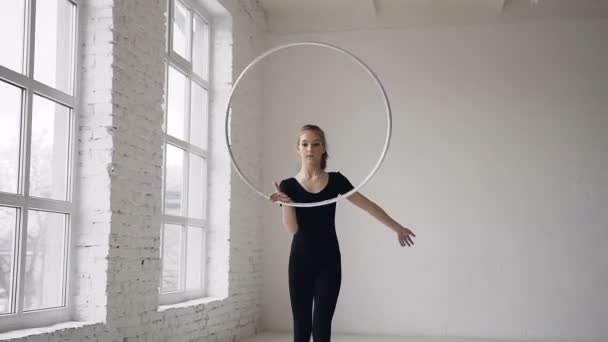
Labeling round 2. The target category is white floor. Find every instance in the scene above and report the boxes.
[240,332,536,342]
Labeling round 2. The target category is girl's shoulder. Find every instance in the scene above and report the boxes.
[278,177,297,191]
[328,171,346,178]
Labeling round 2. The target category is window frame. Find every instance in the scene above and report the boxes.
[0,0,80,332]
[160,0,212,305]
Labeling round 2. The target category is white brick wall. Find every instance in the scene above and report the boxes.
[0,0,266,341]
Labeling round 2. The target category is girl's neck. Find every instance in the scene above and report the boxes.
[298,165,325,179]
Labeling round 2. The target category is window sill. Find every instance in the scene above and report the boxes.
[158,296,224,312]
[0,321,101,340]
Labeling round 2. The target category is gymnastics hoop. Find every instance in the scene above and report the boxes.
[225,41,392,208]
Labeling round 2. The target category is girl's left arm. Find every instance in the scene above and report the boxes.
[346,192,416,247]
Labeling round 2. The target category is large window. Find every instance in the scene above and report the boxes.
[0,0,77,331]
[161,0,211,304]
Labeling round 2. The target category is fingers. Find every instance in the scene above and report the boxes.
[398,231,415,247]
[269,193,283,202]
[270,181,290,203]
[271,195,289,203]
[270,193,288,201]
[269,181,281,201]
[407,235,415,246]
[278,194,292,203]
[269,191,291,203]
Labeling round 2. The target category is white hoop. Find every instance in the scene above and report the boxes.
[225,41,392,208]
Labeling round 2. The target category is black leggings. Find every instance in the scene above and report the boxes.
[289,250,342,342]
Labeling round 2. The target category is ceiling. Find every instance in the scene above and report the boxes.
[256,0,608,33]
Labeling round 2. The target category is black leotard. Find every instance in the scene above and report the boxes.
[279,172,354,342]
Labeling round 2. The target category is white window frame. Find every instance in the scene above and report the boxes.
[0,0,79,332]
[160,0,212,305]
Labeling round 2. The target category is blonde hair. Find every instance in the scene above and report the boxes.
[297,124,329,170]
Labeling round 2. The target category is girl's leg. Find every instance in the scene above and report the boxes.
[312,257,341,342]
[289,254,315,342]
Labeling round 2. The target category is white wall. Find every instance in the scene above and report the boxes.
[261,18,608,341]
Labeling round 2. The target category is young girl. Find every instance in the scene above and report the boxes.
[269,124,416,342]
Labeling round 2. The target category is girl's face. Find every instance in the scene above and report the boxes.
[297,130,325,164]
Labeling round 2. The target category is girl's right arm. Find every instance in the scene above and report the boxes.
[270,181,298,234]
[281,205,298,235]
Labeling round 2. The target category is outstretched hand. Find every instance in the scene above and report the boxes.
[269,181,292,203]
[396,226,416,247]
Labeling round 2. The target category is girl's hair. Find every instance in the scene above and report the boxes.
[298,124,329,170]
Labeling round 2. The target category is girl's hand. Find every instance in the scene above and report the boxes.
[397,226,416,247]
[269,181,292,203]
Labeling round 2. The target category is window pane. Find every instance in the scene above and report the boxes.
[24,210,67,311]
[188,154,206,220]
[172,1,191,61]
[30,95,71,201]
[164,144,185,216]
[0,0,26,73]
[0,81,23,194]
[162,224,183,292]
[0,207,18,314]
[192,15,209,80]
[167,66,188,140]
[34,0,75,94]
[190,81,208,149]
[185,226,203,290]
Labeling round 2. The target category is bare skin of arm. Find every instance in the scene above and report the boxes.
[346,192,416,247]
[270,181,298,234]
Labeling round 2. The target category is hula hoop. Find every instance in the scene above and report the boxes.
[225,41,392,207]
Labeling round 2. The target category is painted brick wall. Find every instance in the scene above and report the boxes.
[0,0,266,341]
